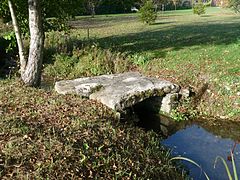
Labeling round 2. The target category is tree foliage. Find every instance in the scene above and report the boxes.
[193,2,206,15]
[139,0,157,24]
[230,0,240,12]
[0,0,82,86]
[97,0,140,14]
[0,0,28,34]
[0,0,85,33]
[84,0,102,17]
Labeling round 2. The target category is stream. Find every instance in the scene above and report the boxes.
[132,99,240,179]
[161,119,240,180]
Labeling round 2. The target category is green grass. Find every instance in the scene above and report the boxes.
[214,153,239,180]
[2,7,236,119]
[62,7,240,119]
[1,6,239,179]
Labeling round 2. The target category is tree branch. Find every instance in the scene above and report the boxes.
[8,0,26,73]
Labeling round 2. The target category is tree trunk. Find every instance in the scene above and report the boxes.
[22,0,44,87]
[89,2,96,18]
[8,0,26,73]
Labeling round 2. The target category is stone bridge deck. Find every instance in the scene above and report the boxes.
[55,72,180,113]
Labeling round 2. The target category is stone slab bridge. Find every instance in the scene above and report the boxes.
[55,72,181,115]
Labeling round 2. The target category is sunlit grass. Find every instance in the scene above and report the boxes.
[65,7,240,119]
[1,7,240,119]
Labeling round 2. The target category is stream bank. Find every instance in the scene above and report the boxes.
[134,109,240,180]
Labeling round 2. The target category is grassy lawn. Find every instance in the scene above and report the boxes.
[63,7,239,119]
[0,6,239,179]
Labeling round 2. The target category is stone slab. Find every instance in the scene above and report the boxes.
[55,72,180,112]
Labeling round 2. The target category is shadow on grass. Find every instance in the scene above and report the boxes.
[200,15,213,17]
[94,20,240,58]
[42,17,240,71]
[151,21,177,26]
[70,15,137,29]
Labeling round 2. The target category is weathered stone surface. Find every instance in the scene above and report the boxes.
[160,93,179,113]
[55,72,180,113]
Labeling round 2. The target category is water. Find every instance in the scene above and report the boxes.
[162,123,240,180]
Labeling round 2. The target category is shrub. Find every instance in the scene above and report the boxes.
[193,2,206,15]
[139,0,157,25]
[43,54,78,79]
[43,46,134,79]
[72,46,115,77]
[0,36,17,77]
[130,53,152,68]
[230,0,240,12]
[71,46,133,77]
[44,31,82,56]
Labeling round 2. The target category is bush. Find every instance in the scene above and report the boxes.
[230,0,240,12]
[193,2,206,15]
[43,54,78,79]
[43,45,134,79]
[71,46,133,77]
[0,36,17,77]
[44,31,82,56]
[139,0,157,25]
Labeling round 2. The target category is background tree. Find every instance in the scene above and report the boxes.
[230,0,240,12]
[6,0,43,86]
[97,0,138,14]
[84,0,102,17]
[139,0,157,24]
[0,0,83,86]
[153,0,164,10]
[193,2,206,15]
[172,0,178,10]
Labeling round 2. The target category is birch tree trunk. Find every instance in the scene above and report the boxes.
[8,0,44,87]
[8,0,26,73]
[22,0,44,87]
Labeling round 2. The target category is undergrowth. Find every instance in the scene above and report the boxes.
[42,8,240,120]
[43,42,135,80]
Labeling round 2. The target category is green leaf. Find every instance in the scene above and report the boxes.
[214,156,233,180]
[231,152,238,180]
[171,156,210,180]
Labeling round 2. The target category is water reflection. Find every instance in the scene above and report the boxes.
[162,124,240,180]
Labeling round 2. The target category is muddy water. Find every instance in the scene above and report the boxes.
[162,120,240,180]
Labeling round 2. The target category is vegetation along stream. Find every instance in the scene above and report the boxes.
[131,82,240,180]
[162,119,240,180]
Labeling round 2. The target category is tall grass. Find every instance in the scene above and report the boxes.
[214,152,239,180]
[171,153,239,180]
